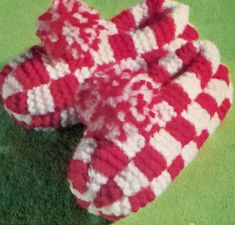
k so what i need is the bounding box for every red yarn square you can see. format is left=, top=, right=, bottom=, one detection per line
left=15, top=58, right=50, bottom=90
left=160, top=83, right=191, bottom=114
left=92, top=144, right=129, bottom=178
left=50, top=75, right=78, bottom=110
left=109, top=33, right=137, bottom=60
left=32, top=112, right=61, bottom=128
left=133, top=146, right=167, bottom=181
left=196, top=93, right=218, bottom=116
left=165, top=116, right=196, bottom=146
left=112, top=10, right=136, bottom=31
left=167, top=155, right=184, bottom=179
left=129, top=187, right=155, bottom=212
left=94, top=179, right=124, bottom=208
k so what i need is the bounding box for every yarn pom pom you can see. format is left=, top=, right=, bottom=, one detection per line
left=37, top=0, right=105, bottom=60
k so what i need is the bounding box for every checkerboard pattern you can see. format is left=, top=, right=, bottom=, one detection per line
left=68, top=38, right=233, bottom=221
left=0, top=0, right=197, bottom=130
left=0, top=0, right=232, bottom=222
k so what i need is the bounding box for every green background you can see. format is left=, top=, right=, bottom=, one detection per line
left=0, top=1, right=234, bottom=225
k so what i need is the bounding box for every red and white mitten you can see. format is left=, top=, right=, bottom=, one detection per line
left=0, top=0, right=196, bottom=130
left=68, top=39, right=233, bottom=221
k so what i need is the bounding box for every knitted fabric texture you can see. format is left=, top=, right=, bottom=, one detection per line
left=0, top=0, right=196, bottom=130
left=68, top=38, right=233, bottom=221
left=0, top=0, right=233, bottom=223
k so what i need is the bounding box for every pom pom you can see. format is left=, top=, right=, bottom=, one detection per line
left=37, top=0, right=105, bottom=60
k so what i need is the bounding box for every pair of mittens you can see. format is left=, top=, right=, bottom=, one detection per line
left=0, top=0, right=233, bottom=222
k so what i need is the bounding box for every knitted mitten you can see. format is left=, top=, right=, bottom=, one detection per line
left=67, top=39, right=233, bottom=221
left=0, top=0, right=196, bottom=130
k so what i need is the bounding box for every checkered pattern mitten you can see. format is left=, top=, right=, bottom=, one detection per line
left=67, top=38, right=233, bottom=221
left=0, top=0, right=196, bottom=130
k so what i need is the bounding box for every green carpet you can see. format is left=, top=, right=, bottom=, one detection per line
left=0, top=1, right=234, bottom=225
